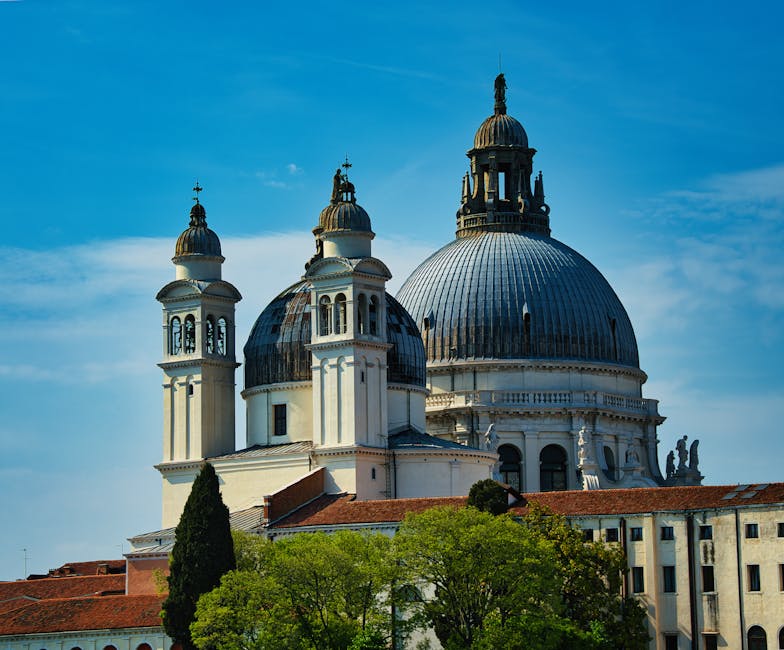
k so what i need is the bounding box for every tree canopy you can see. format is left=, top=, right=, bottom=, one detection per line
left=162, top=462, right=236, bottom=650
left=189, top=488, right=649, bottom=650
left=466, top=478, right=508, bottom=515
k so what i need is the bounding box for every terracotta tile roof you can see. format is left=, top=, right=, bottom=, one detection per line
left=512, top=483, right=784, bottom=517
left=0, top=594, right=163, bottom=635
left=0, top=574, right=125, bottom=605
left=271, top=483, right=784, bottom=528
left=43, top=560, right=125, bottom=577
left=272, top=493, right=468, bottom=528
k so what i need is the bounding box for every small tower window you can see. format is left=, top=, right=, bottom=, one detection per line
left=369, top=296, right=378, bottom=335
left=371, top=467, right=376, bottom=480
left=603, top=446, right=616, bottom=481
left=183, top=315, right=196, bottom=354
left=319, top=296, right=332, bottom=336
left=170, top=317, right=182, bottom=355
left=273, top=404, right=287, bottom=436
left=335, top=293, right=347, bottom=334
left=217, top=317, right=227, bottom=355
left=357, top=293, right=367, bottom=334
left=205, top=316, right=215, bottom=354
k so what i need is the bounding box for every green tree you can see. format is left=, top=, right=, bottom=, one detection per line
left=162, top=462, right=236, bottom=650
left=394, top=506, right=561, bottom=649
left=521, top=503, right=650, bottom=650
left=191, top=530, right=396, bottom=650
left=467, top=479, right=508, bottom=515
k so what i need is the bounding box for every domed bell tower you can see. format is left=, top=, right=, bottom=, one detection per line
left=156, top=184, right=242, bottom=468
left=305, top=163, right=392, bottom=456
left=457, top=73, right=550, bottom=237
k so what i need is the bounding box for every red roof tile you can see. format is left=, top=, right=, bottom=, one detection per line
left=0, top=574, right=125, bottom=606
left=271, top=483, right=784, bottom=528
left=0, top=594, right=163, bottom=634
left=43, top=560, right=125, bottom=577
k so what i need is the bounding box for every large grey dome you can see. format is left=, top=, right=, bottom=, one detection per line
left=396, top=231, right=639, bottom=367
left=244, top=281, right=426, bottom=388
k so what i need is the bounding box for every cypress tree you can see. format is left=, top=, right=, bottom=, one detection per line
left=162, top=462, right=235, bottom=649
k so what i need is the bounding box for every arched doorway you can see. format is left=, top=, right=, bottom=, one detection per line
left=498, top=444, right=521, bottom=490
left=748, top=625, right=767, bottom=650
left=540, top=444, right=567, bottom=491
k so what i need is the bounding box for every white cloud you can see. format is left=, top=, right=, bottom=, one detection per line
left=286, top=163, right=303, bottom=175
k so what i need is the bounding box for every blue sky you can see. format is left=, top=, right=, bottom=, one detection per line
left=1, top=1, right=782, bottom=580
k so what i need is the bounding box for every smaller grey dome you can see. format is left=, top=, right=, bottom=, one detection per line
left=473, top=113, right=528, bottom=149
left=244, top=281, right=426, bottom=389
left=318, top=201, right=373, bottom=234
left=175, top=204, right=222, bottom=257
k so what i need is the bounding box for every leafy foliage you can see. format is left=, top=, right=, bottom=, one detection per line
left=467, top=479, right=508, bottom=515
left=394, top=506, right=561, bottom=648
left=162, top=462, right=236, bottom=650
left=191, top=530, right=396, bottom=650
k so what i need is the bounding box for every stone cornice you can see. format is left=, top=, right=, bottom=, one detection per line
left=242, top=380, right=312, bottom=398
left=387, top=382, right=429, bottom=395
left=426, top=358, right=648, bottom=383
left=306, top=339, right=392, bottom=353
left=158, top=358, right=240, bottom=371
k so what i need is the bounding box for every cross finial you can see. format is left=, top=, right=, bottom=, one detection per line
left=192, top=180, right=203, bottom=204
left=342, top=155, right=352, bottom=178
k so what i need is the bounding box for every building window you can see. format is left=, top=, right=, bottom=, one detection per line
left=368, top=296, right=378, bottom=335
left=779, top=627, right=784, bottom=649
left=703, top=635, right=718, bottom=650
left=498, top=444, right=521, bottom=491
left=778, top=522, right=784, bottom=537
left=540, top=444, right=567, bottom=492
left=779, top=564, right=784, bottom=591
left=217, top=317, right=227, bottom=355
left=170, top=316, right=182, bottom=354
left=137, top=645, right=153, bottom=650
left=335, top=293, right=347, bottom=334
left=605, top=528, right=619, bottom=543
left=748, top=625, right=767, bottom=650
left=746, top=523, right=759, bottom=538
left=184, top=315, right=196, bottom=353
left=663, top=566, right=676, bottom=593
left=630, top=527, right=643, bottom=542
left=582, top=528, right=594, bottom=542
left=632, top=566, right=644, bottom=593
left=205, top=316, right=215, bottom=353
left=273, top=404, right=287, bottom=437
left=664, top=634, right=678, bottom=650
left=188, top=383, right=194, bottom=396
left=661, top=526, right=674, bottom=541
left=699, top=525, right=713, bottom=540
left=319, top=296, right=332, bottom=336
left=357, top=293, right=367, bottom=334
left=371, top=467, right=376, bottom=480
left=702, top=565, right=715, bottom=592
left=748, top=564, right=761, bottom=592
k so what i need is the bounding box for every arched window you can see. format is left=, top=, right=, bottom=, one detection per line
left=748, top=626, right=767, bottom=650
left=369, top=296, right=378, bottom=335
left=319, top=296, right=332, bottom=336
left=136, top=644, right=153, bottom=650
left=523, top=310, right=531, bottom=355
left=205, top=316, right=215, bottom=354
left=778, top=627, right=784, bottom=649
left=335, top=293, right=347, bottom=334
left=103, top=645, right=117, bottom=650
left=357, top=293, right=367, bottom=334
left=217, top=317, right=227, bottom=355
left=540, top=444, right=567, bottom=492
left=498, top=444, right=522, bottom=491
left=183, top=315, right=196, bottom=353
left=170, top=317, right=182, bottom=355
left=603, top=446, right=616, bottom=481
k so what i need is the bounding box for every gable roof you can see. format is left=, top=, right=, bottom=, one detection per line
left=271, top=483, right=784, bottom=529
left=0, top=594, right=163, bottom=635
left=0, top=574, right=125, bottom=606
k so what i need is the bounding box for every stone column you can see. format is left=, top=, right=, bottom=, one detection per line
left=524, top=430, right=540, bottom=492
